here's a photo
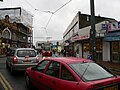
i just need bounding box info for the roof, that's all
[0,7,22,10]
[44,57,93,64]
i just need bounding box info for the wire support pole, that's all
[90,0,96,61]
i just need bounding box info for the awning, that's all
[104,31,120,41]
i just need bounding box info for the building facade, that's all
[0,7,33,55]
[104,22,120,63]
[63,12,120,63]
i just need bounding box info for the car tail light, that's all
[48,51,50,53]
[36,56,39,63]
[42,56,46,60]
[12,56,18,64]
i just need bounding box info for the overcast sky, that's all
[1,0,120,44]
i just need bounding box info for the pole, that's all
[90,0,96,61]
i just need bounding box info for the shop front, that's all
[72,35,103,60]
[104,31,120,63]
[111,42,120,63]
[82,39,103,61]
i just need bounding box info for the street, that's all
[0,57,29,90]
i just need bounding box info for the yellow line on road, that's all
[0,73,13,90]
[0,76,9,90]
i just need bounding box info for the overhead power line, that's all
[44,14,53,36]
[43,0,72,14]
[24,0,38,11]
[24,0,72,40]
[43,0,72,36]
[54,0,72,14]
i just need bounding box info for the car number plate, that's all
[104,85,118,90]
[23,60,31,63]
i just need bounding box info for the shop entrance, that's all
[111,42,120,63]
[82,41,102,61]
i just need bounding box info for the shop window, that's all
[83,43,90,52]
[111,42,119,62]
[112,42,118,52]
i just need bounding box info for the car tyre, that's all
[25,75,33,89]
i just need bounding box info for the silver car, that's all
[6,48,39,74]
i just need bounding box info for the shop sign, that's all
[72,34,89,41]
[107,22,120,32]
[112,36,120,41]
[118,22,120,28]
[104,32,120,41]
[101,24,107,30]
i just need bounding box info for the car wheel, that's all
[25,75,33,89]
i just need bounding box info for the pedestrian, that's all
[76,49,79,57]
[6,47,11,56]
[63,49,66,57]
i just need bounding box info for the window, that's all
[61,65,75,81]
[70,62,113,81]
[17,50,36,57]
[46,61,60,78]
[87,16,90,21]
[36,60,50,73]
[38,43,41,46]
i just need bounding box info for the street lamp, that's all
[90,0,96,61]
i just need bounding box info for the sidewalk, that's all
[96,61,120,75]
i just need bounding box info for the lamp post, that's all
[90,0,96,61]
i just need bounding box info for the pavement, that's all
[96,61,120,75]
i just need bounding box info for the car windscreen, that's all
[17,50,36,57]
[69,62,114,81]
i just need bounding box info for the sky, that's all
[0,0,120,45]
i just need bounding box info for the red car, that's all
[25,57,120,90]
[41,50,52,57]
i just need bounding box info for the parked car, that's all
[25,57,120,90]
[6,48,39,74]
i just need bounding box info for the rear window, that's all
[17,50,36,57]
[70,62,114,81]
